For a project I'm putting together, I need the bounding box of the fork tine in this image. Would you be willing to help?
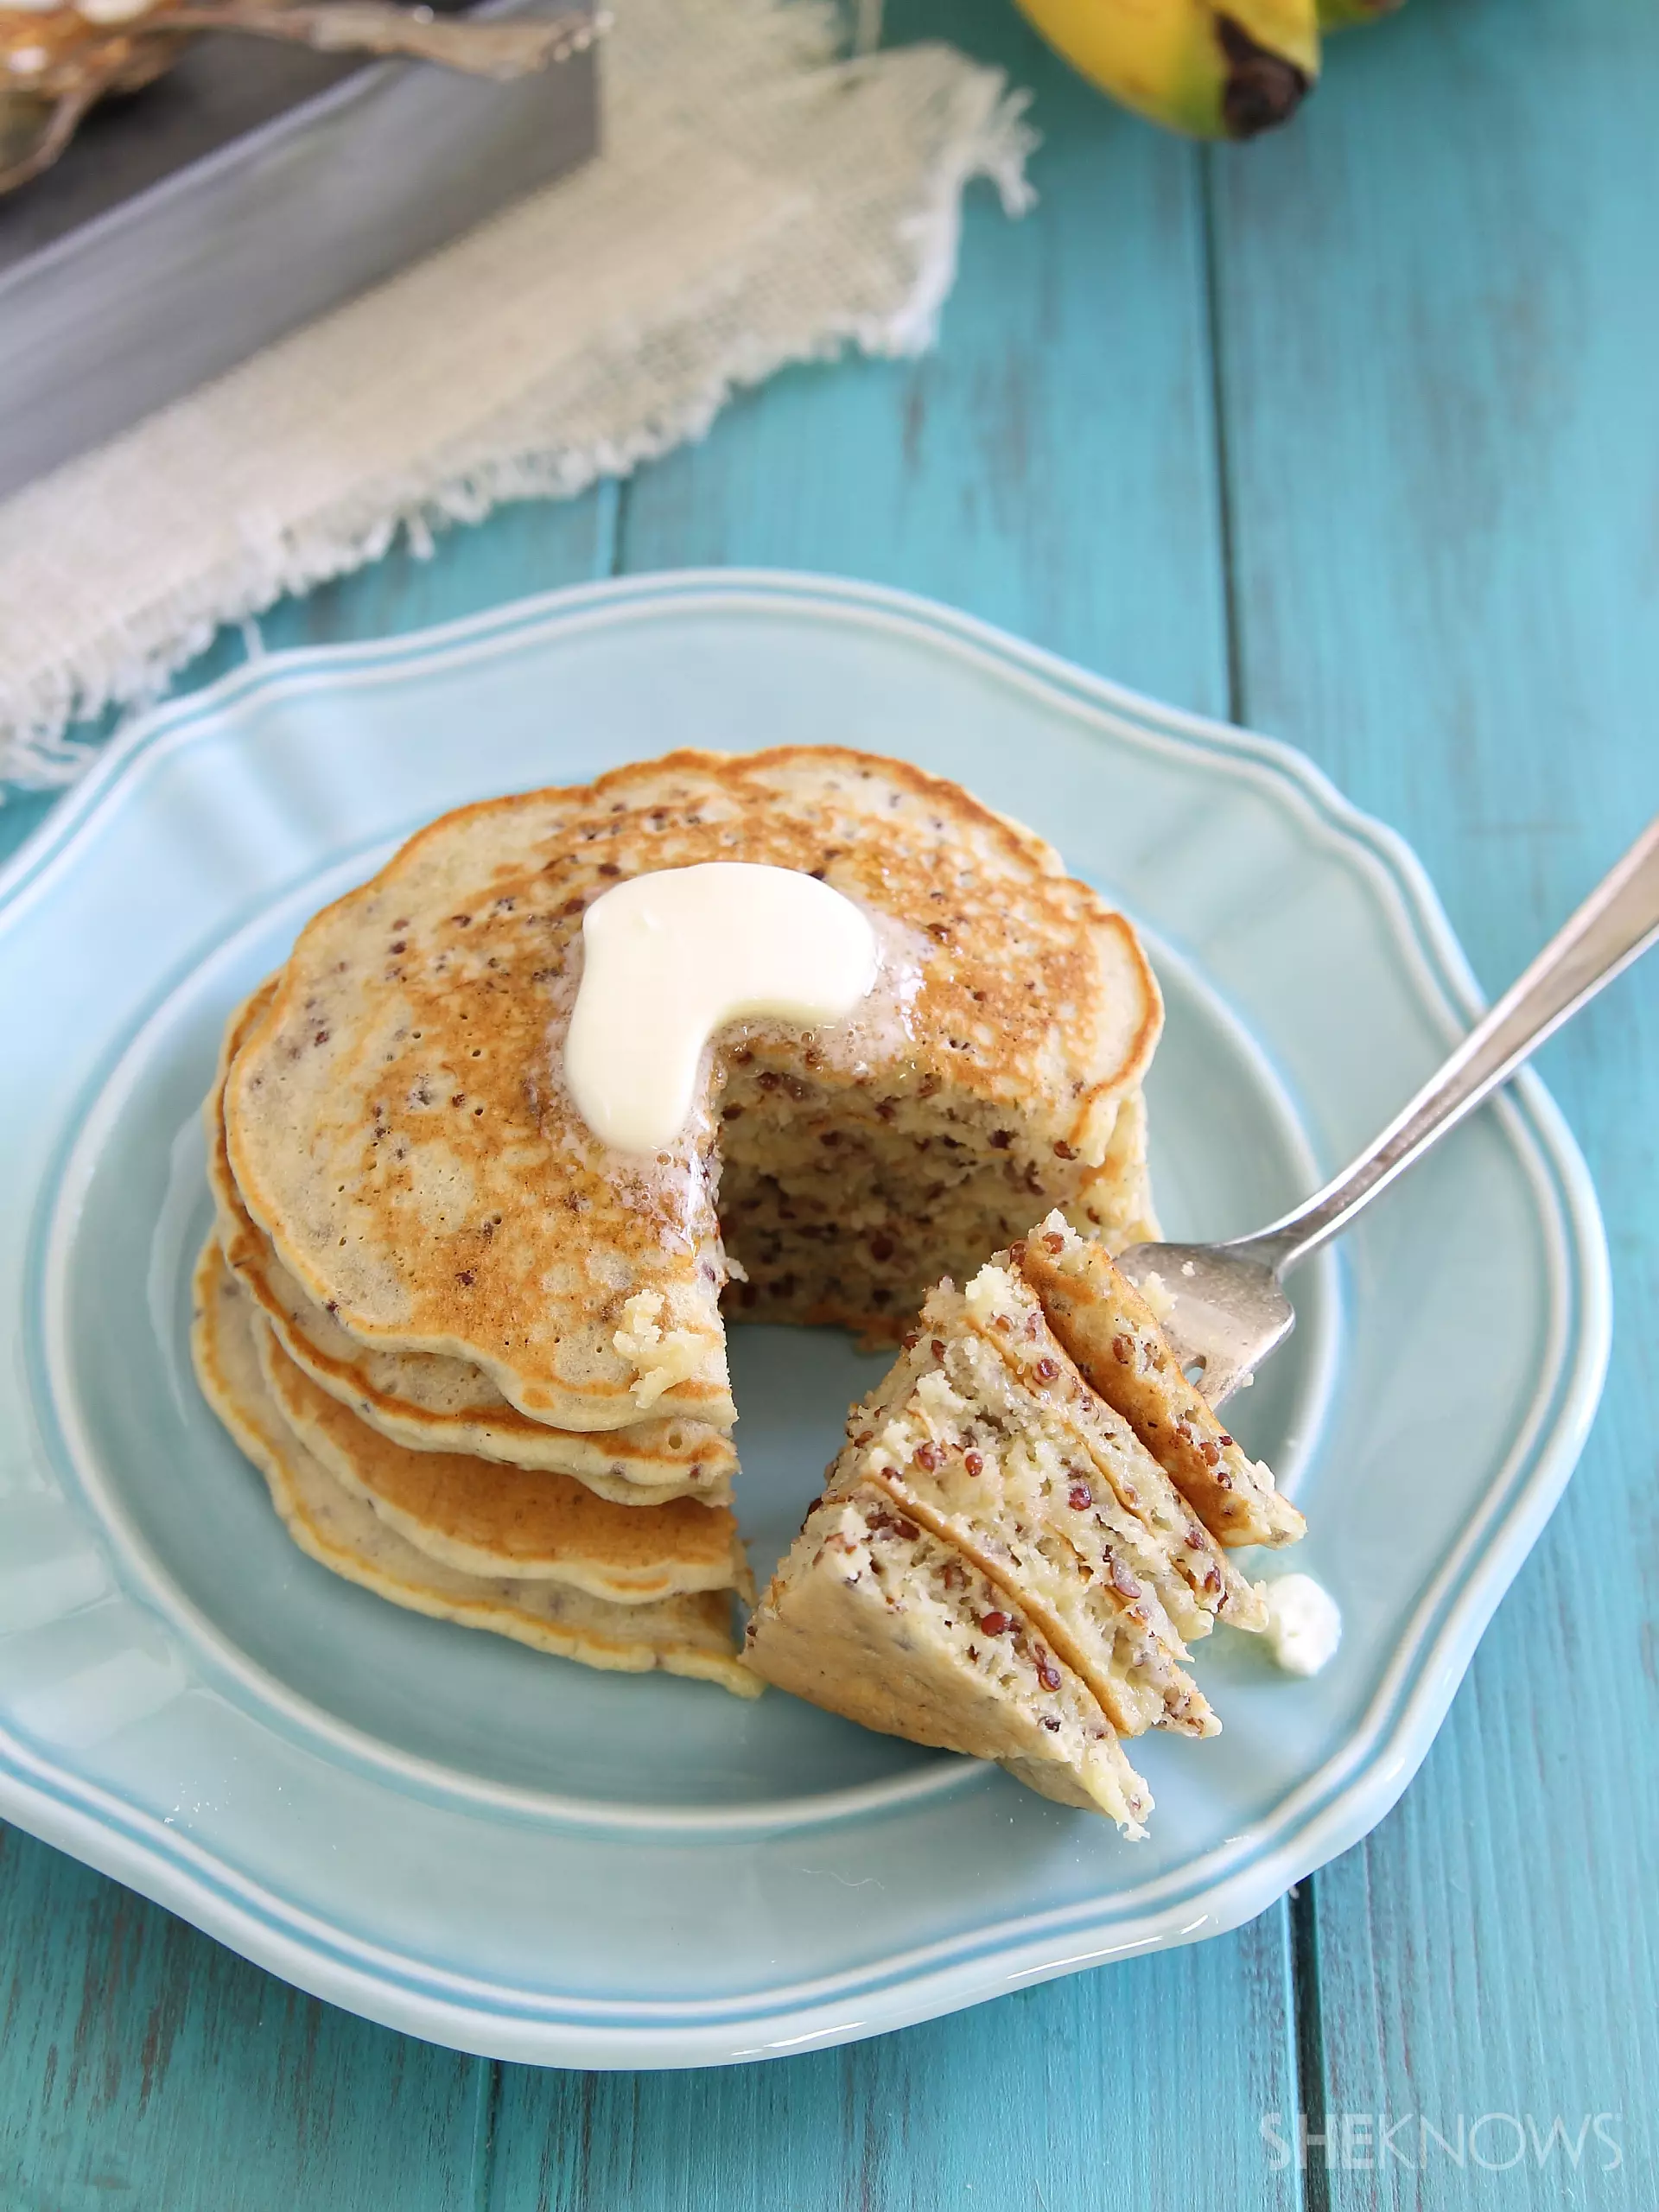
[1113,1242,1295,1409]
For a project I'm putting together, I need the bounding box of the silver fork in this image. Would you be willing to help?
[1115,814,1659,1408]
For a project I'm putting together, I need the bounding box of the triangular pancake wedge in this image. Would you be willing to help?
[1017,1213,1305,1548]
[746,1229,1302,1830]
[745,1484,1153,1835]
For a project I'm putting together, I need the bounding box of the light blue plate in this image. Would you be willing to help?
[0,573,1610,2068]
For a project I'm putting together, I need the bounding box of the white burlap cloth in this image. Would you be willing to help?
[0,0,1032,786]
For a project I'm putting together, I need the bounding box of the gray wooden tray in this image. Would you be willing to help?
[0,0,598,499]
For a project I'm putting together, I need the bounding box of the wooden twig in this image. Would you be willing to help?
[0,75,111,194]
[141,2,605,79]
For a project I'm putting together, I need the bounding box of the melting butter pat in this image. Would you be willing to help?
[1263,1573,1342,1676]
[564,862,879,1154]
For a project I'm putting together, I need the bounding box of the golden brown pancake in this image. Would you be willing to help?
[224,747,1162,1433]
[746,1235,1292,1827]
[189,1238,758,1694]
[1016,1211,1305,1548]
[207,983,736,1503]
[255,1319,753,1603]
[744,1486,1154,1833]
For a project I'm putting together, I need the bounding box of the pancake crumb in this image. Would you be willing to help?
[613,1291,709,1410]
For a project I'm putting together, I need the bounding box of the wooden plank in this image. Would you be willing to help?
[0,790,55,871]
[254,483,620,656]
[486,1911,1300,2212]
[0,1821,486,2212]
[1209,0,1659,2198]
[620,0,1232,723]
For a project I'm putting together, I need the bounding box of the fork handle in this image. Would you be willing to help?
[1230,812,1659,1275]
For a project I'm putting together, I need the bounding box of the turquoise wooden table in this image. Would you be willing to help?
[3,0,1656,2202]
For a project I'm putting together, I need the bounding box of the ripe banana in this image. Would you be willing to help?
[1014,0,1320,139]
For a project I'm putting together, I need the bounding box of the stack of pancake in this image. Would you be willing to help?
[196,986,759,1693]
[745,1212,1304,1832]
[192,745,1199,1729]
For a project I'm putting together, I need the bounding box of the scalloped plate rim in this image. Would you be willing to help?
[0,569,1612,2067]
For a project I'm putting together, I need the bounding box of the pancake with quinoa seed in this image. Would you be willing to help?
[1016,1211,1305,1548]
[746,1234,1300,1827]
[746,1484,1157,1833]
[256,1315,753,1604]
[191,1238,758,1694]
[207,985,737,1504]
[221,747,1163,1436]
